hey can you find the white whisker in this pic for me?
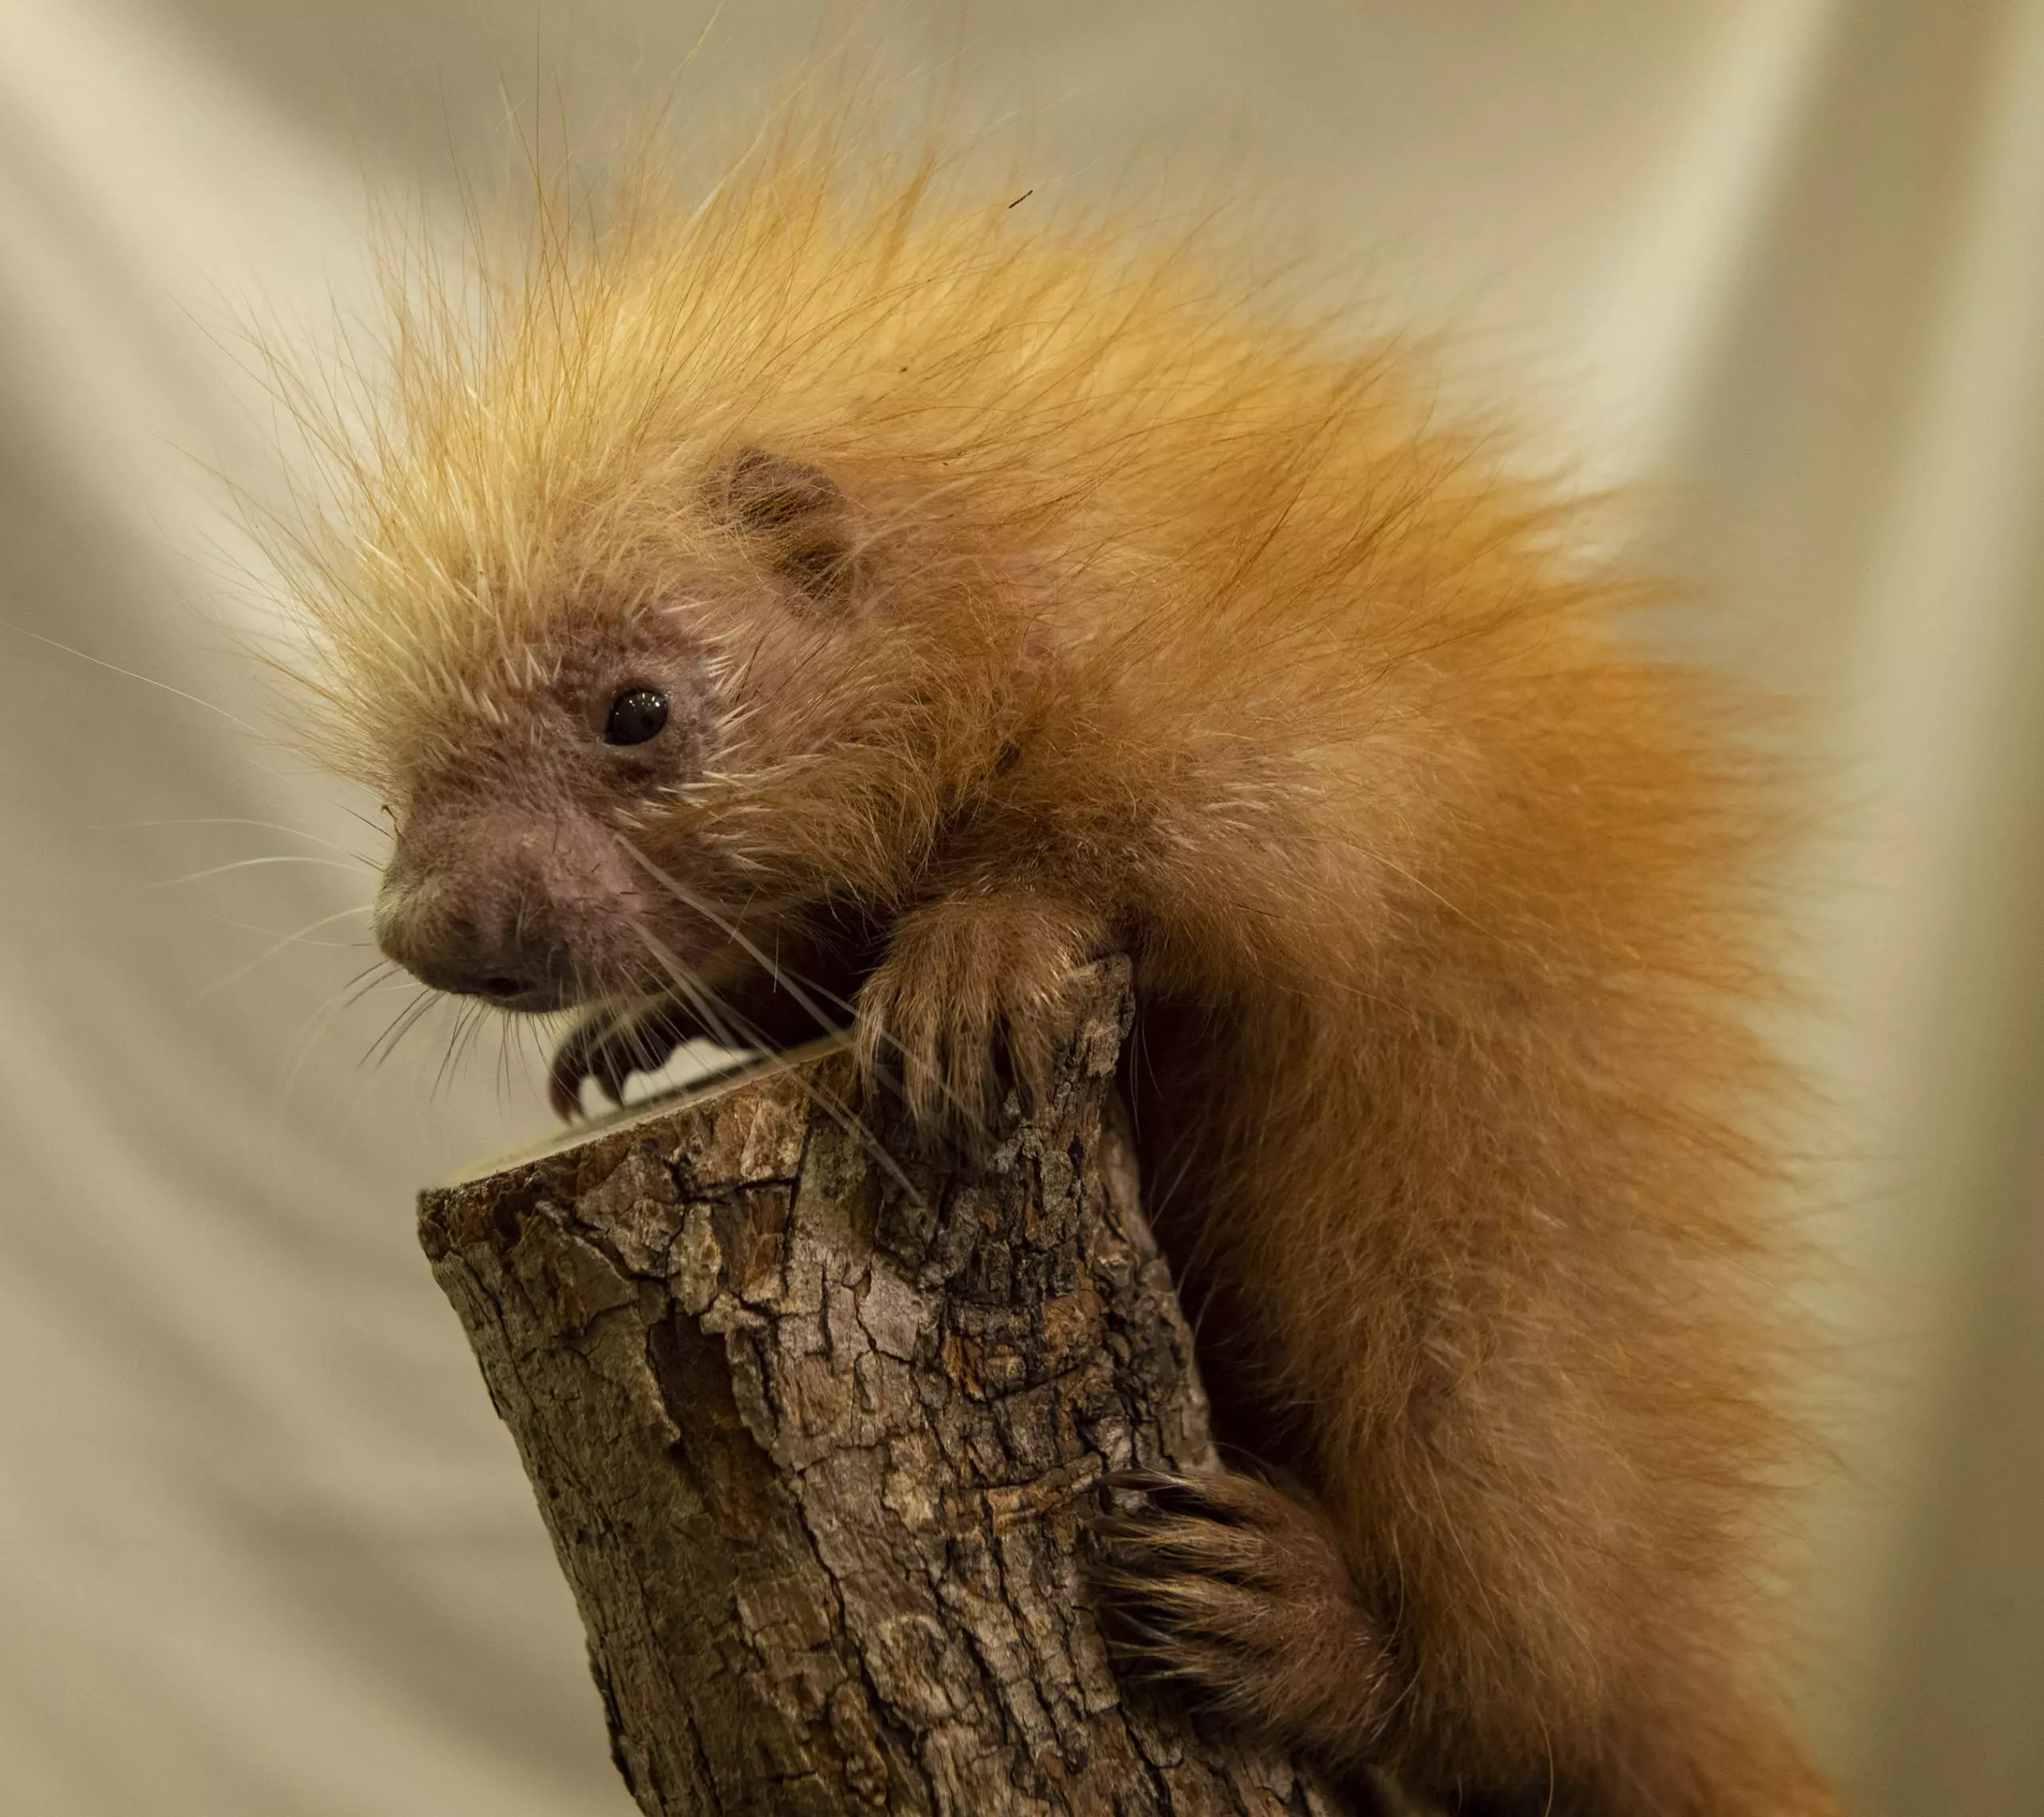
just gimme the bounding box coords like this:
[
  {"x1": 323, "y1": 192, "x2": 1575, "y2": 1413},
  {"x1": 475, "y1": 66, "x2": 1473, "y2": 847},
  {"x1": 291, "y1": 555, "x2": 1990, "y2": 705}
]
[
  {"x1": 150, "y1": 854, "x2": 372, "y2": 889},
  {"x1": 199, "y1": 905, "x2": 378, "y2": 996}
]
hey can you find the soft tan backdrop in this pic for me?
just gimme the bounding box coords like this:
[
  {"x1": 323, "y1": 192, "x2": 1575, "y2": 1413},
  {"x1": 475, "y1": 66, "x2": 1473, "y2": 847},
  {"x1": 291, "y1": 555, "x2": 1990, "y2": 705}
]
[{"x1": 2, "y1": 2, "x2": 2039, "y2": 1812}]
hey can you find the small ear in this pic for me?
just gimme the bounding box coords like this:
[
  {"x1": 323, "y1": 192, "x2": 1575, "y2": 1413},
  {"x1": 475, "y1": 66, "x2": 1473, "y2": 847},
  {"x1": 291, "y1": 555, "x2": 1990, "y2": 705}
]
[{"x1": 715, "y1": 446, "x2": 858, "y2": 602}]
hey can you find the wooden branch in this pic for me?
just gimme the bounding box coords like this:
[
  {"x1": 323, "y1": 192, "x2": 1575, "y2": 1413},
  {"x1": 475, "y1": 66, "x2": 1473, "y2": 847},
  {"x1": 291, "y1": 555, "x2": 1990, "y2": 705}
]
[{"x1": 418, "y1": 959, "x2": 1360, "y2": 1816}]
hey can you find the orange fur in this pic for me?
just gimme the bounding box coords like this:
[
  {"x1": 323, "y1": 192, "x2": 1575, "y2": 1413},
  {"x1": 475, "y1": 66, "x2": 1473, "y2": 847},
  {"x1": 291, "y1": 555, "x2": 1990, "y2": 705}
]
[{"x1": 267, "y1": 110, "x2": 1836, "y2": 1815}]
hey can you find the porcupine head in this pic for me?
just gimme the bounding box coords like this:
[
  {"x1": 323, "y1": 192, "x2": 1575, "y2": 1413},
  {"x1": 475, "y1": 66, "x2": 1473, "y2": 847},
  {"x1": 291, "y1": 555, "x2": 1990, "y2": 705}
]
[{"x1": 279, "y1": 127, "x2": 1131, "y2": 1091}]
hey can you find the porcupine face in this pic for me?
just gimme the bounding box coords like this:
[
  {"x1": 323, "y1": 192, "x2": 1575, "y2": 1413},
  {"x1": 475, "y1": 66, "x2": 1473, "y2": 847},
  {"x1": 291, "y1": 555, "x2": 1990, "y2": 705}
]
[
  {"x1": 370, "y1": 447, "x2": 874, "y2": 1015},
  {"x1": 369, "y1": 616, "x2": 725, "y2": 1011}
]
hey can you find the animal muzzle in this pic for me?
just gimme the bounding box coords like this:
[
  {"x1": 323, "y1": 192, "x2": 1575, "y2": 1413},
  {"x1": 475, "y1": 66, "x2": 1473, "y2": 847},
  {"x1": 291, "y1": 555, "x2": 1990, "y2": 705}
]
[{"x1": 373, "y1": 806, "x2": 635, "y2": 1012}]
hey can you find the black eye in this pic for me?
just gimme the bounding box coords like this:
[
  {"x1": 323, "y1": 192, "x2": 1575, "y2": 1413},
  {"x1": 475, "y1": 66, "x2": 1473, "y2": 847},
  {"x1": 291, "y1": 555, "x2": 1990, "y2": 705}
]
[{"x1": 604, "y1": 687, "x2": 669, "y2": 746}]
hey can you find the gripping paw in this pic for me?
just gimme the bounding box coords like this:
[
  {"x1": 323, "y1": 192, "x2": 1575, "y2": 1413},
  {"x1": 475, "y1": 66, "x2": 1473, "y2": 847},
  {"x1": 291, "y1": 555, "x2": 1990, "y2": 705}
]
[
  {"x1": 854, "y1": 895, "x2": 1103, "y2": 1160},
  {"x1": 548, "y1": 1000, "x2": 701, "y2": 1119},
  {"x1": 1088, "y1": 1469, "x2": 1393, "y2": 1768}
]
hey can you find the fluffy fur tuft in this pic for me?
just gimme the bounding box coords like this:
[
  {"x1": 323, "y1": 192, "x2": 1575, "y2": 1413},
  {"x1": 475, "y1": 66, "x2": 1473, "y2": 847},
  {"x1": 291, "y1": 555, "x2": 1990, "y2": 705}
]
[{"x1": 265, "y1": 104, "x2": 1834, "y2": 1815}]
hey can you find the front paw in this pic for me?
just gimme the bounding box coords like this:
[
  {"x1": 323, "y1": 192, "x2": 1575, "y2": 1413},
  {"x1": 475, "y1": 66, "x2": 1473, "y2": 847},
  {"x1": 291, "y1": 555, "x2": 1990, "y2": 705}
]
[
  {"x1": 854, "y1": 897, "x2": 1102, "y2": 1161},
  {"x1": 548, "y1": 1000, "x2": 700, "y2": 1119},
  {"x1": 1088, "y1": 1469, "x2": 1393, "y2": 1768}
]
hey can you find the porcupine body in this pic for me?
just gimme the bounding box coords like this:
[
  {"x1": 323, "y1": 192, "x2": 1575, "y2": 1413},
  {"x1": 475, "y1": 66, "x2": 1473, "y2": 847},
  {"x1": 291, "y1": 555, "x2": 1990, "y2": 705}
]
[{"x1": 276, "y1": 117, "x2": 1836, "y2": 1816}]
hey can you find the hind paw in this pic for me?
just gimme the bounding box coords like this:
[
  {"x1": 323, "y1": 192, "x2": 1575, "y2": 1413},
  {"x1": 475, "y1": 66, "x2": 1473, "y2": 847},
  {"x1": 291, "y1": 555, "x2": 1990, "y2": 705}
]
[{"x1": 1088, "y1": 1468, "x2": 1393, "y2": 1765}]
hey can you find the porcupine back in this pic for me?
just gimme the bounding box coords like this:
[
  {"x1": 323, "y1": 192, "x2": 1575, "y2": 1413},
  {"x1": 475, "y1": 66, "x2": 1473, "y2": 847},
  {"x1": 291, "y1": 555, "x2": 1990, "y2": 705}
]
[{"x1": 269, "y1": 108, "x2": 1822, "y2": 1809}]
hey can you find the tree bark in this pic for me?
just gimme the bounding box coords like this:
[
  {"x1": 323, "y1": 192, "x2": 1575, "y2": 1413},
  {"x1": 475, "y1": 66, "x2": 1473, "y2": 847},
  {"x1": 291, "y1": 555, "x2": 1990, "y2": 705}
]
[{"x1": 418, "y1": 958, "x2": 1360, "y2": 1817}]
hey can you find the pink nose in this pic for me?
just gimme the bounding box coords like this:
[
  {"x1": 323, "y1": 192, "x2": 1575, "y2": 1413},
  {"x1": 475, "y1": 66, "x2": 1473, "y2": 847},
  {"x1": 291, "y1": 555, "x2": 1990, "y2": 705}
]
[
  {"x1": 374, "y1": 872, "x2": 568, "y2": 1007},
  {"x1": 373, "y1": 806, "x2": 620, "y2": 1011},
  {"x1": 378, "y1": 907, "x2": 553, "y2": 1002}
]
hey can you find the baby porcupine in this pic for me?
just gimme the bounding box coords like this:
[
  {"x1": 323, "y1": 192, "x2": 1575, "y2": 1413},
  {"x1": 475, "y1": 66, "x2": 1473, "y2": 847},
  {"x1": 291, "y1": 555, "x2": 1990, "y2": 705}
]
[{"x1": 272, "y1": 117, "x2": 1837, "y2": 1817}]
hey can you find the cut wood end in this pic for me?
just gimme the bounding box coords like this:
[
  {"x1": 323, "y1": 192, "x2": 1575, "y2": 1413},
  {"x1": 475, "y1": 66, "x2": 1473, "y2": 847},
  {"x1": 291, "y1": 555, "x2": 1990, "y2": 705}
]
[{"x1": 414, "y1": 954, "x2": 1359, "y2": 1816}]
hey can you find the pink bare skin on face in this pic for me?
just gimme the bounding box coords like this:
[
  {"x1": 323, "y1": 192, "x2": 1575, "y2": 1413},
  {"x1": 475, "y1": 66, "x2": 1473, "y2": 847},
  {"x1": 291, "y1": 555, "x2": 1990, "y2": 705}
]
[
  {"x1": 368, "y1": 449, "x2": 906, "y2": 1111},
  {"x1": 370, "y1": 629, "x2": 723, "y2": 1012}
]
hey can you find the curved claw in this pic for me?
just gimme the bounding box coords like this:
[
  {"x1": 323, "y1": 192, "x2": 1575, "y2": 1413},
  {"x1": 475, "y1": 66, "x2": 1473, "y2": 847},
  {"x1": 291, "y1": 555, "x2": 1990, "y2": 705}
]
[
  {"x1": 548, "y1": 1000, "x2": 699, "y2": 1123},
  {"x1": 1084, "y1": 1467, "x2": 1394, "y2": 1770},
  {"x1": 549, "y1": 1019, "x2": 598, "y2": 1120},
  {"x1": 853, "y1": 896, "x2": 1106, "y2": 1163},
  {"x1": 549, "y1": 1011, "x2": 616, "y2": 1120}
]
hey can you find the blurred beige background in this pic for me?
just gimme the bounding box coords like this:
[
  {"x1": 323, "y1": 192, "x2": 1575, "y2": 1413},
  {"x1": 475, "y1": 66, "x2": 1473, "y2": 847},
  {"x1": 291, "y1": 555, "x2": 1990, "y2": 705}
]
[{"x1": 2, "y1": 2, "x2": 2040, "y2": 1812}]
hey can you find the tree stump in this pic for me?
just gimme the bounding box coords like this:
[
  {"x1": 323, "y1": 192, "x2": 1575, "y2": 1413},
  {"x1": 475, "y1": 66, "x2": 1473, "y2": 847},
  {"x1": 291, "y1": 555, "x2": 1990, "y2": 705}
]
[{"x1": 418, "y1": 958, "x2": 1360, "y2": 1816}]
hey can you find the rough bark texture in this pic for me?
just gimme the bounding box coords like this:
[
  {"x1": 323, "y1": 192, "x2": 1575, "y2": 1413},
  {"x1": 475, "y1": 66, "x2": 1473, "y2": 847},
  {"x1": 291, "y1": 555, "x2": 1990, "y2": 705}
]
[{"x1": 418, "y1": 959, "x2": 1359, "y2": 1816}]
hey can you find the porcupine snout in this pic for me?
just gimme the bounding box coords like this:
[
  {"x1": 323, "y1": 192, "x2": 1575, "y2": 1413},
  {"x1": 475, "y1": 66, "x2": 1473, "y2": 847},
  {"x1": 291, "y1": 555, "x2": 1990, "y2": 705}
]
[{"x1": 373, "y1": 802, "x2": 635, "y2": 1014}]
